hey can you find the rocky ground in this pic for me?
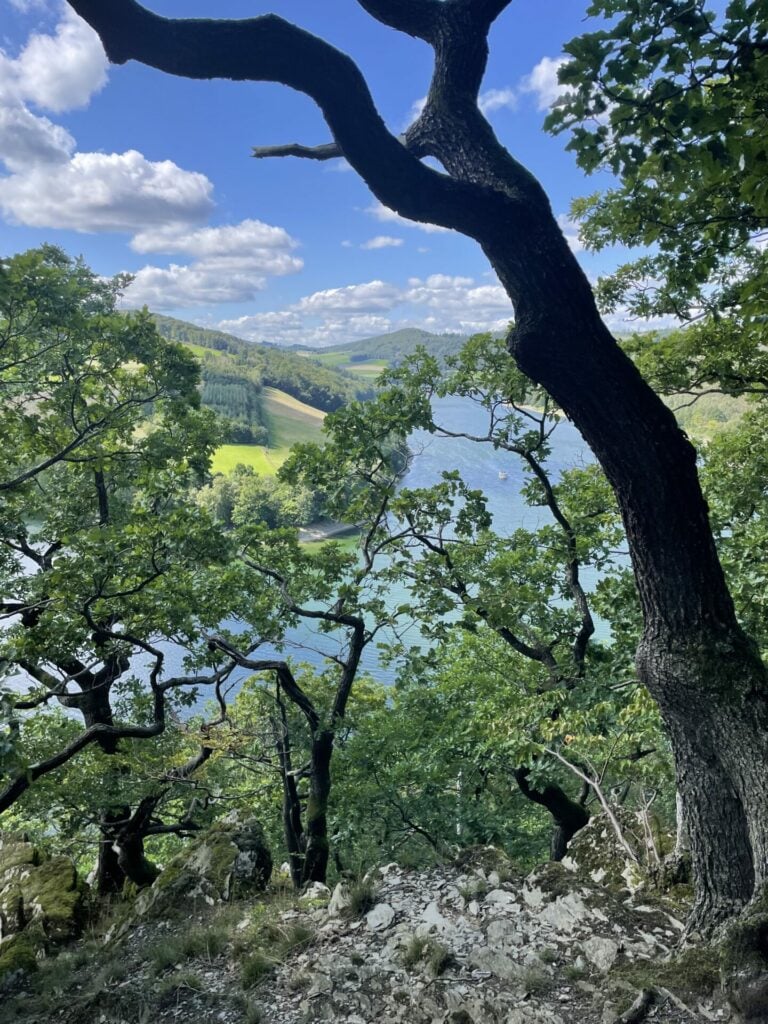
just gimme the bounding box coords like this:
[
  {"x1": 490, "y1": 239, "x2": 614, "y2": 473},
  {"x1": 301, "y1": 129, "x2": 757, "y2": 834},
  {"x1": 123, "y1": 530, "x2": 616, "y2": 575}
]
[{"x1": 1, "y1": 836, "x2": 731, "y2": 1024}]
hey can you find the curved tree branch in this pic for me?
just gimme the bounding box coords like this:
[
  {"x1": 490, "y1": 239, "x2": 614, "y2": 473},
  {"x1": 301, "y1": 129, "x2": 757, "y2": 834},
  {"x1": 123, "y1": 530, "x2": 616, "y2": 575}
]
[{"x1": 64, "y1": 1, "x2": 538, "y2": 253}]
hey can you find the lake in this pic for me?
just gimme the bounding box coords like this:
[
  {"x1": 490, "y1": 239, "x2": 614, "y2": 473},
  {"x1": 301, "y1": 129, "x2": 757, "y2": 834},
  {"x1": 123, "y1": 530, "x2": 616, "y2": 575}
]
[{"x1": 175, "y1": 396, "x2": 601, "y2": 703}]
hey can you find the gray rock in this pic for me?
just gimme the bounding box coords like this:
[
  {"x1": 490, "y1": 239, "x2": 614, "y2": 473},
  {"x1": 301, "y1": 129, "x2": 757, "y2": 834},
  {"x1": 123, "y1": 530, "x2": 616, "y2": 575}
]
[
  {"x1": 329, "y1": 882, "x2": 352, "y2": 917},
  {"x1": 582, "y1": 935, "x2": 620, "y2": 972},
  {"x1": 366, "y1": 903, "x2": 395, "y2": 931}
]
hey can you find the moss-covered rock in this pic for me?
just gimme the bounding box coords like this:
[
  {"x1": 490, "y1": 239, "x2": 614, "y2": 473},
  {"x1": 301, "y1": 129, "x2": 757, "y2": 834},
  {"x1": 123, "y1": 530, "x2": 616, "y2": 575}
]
[
  {"x1": 0, "y1": 929, "x2": 40, "y2": 987},
  {"x1": 22, "y1": 857, "x2": 85, "y2": 941},
  {"x1": 118, "y1": 816, "x2": 273, "y2": 930},
  {"x1": 0, "y1": 836, "x2": 38, "y2": 872},
  {"x1": 563, "y1": 811, "x2": 651, "y2": 895},
  {"x1": 0, "y1": 834, "x2": 86, "y2": 986}
]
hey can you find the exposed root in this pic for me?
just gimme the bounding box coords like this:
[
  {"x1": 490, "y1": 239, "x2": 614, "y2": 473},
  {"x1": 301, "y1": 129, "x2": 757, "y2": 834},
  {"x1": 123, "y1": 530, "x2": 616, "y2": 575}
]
[
  {"x1": 612, "y1": 988, "x2": 658, "y2": 1024},
  {"x1": 612, "y1": 985, "x2": 704, "y2": 1024}
]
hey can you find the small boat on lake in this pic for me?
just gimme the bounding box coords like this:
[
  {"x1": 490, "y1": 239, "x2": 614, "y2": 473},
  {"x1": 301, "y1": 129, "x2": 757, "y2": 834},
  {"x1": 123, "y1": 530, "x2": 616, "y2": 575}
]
[{"x1": 498, "y1": 470, "x2": 508, "y2": 480}]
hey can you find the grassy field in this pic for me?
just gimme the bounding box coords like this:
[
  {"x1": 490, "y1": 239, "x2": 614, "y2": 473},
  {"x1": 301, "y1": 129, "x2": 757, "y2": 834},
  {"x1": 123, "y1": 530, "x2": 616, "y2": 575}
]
[
  {"x1": 210, "y1": 444, "x2": 287, "y2": 475},
  {"x1": 211, "y1": 388, "x2": 326, "y2": 476},
  {"x1": 303, "y1": 350, "x2": 389, "y2": 379},
  {"x1": 262, "y1": 387, "x2": 326, "y2": 448},
  {"x1": 343, "y1": 360, "x2": 388, "y2": 378}
]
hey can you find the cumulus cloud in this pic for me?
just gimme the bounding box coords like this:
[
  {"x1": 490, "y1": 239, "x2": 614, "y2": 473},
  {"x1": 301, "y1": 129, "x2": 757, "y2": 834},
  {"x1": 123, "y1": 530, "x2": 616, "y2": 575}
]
[
  {"x1": 0, "y1": 7, "x2": 106, "y2": 175},
  {"x1": 214, "y1": 273, "x2": 514, "y2": 348},
  {"x1": 0, "y1": 101, "x2": 74, "y2": 172},
  {"x1": 123, "y1": 219, "x2": 304, "y2": 308},
  {"x1": 8, "y1": 0, "x2": 50, "y2": 11},
  {"x1": 366, "y1": 201, "x2": 451, "y2": 234},
  {"x1": 0, "y1": 6, "x2": 107, "y2": 115},
  {"x1": 124, "y1": 261, "x2": 279, "y2": 310},
  {"x1": 0, "y1": 9, "x2": 214, "y2": 239},
  {"x1": 219, "y1": 311, "x2": 394, "y2": 348},
  {"x1": 360, "y1": 235, "x2": 404, "y2": 251},
  {"x1": 479, "y1": 88, "x2": 517, "y2": 115},
  {"x1": 519, "y1": 56, "x2": 572, "y2": 111},
  {"x1": 295, "y1": 280, "x2": 402, "y2": 314},
  {"x1": 130, "y1": 219, "x2": 302, "y2": 277},
  {"x1": 0, "y1": 149, "x2": 214, "y2": 232}
]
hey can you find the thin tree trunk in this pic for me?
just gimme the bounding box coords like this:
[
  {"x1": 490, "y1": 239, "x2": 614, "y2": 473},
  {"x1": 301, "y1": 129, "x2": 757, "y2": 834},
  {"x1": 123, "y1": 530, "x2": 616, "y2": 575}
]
[
  {"x1": 302, "y1": 732, "x2": 333, "y2": 885},
  {"x1": 514, "y1": 768, "x2": 590, "y2": 861},
  {"x1": 272, "y1": 710, "x2": 305, "y2": 889}
]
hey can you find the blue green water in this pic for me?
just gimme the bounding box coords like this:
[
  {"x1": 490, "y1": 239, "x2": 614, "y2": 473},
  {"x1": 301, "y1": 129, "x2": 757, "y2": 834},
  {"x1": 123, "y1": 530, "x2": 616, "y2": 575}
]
[{"x1": 179, "y1": 396, "x2": 602, "y2": 700}]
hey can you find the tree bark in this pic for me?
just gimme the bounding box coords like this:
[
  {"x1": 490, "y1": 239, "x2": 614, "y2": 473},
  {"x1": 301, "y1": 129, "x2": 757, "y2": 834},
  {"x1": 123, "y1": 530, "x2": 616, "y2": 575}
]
[{"x1": 64, "y1": 0, "x2": 768, "y2": 930}]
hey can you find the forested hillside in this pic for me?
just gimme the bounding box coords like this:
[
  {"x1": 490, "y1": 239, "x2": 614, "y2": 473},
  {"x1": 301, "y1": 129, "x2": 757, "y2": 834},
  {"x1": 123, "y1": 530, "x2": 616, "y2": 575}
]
[
  {"x1": 302, "y1": 326, "x2": 469, "y2": 363},
  {"x1": 152, "y1": 314, "x2": 373, "y2": 444}
]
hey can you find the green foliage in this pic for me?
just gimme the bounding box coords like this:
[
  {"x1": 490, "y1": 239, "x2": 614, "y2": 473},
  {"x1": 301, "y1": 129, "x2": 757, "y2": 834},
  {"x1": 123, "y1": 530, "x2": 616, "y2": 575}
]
[
  {"x1": 549, "y1": 0, "x2": 768, "y2": 322},
  {"x1": 0, "y1": 247, "x2": 271, "y2": 855},
  {"x1": 198, "y1": 464, "x2": 323, "y2": 530}
]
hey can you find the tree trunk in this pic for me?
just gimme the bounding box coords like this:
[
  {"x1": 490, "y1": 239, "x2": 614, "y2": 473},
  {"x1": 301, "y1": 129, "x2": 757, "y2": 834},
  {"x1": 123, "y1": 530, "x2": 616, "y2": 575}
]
[
  {"x1": 97, "y1": 809, "x2": 129, "y2": 895},
  {"x1": 514, "y1": 768, "x2": 590, "y2": 861},
  {"x1": 502, "y1": 295, "x2": 768, "y2": 928},
  {"x1": 302, "y1": 732, "x2": 333, "y2": 886},
  {"x1": 272, "y1": 712, "x2": 305, "y2": 889}
]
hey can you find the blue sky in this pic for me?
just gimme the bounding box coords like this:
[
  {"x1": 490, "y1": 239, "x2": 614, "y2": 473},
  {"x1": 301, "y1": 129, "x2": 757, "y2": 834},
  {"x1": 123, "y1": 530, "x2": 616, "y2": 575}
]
[{"x1": 0, "y1": 1, "x2": 640, "y2": 346}]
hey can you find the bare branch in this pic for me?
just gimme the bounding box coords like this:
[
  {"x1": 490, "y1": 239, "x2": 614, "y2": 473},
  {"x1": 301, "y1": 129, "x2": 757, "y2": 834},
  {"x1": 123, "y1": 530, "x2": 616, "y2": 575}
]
[{"x1": 252, "y1": 141, "x2": 342, "y2": 162}]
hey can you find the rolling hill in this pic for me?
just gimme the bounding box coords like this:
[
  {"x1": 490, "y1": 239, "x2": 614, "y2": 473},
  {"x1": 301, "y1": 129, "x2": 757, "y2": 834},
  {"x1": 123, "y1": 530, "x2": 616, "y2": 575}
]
[{"x1": 151, "y1": 314, "x2": 373, "y2": 457}]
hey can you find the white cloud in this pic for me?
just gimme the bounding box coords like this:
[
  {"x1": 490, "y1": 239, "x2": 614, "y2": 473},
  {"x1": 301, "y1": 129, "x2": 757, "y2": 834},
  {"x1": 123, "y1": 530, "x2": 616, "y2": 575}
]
[
  {"x1": 296, "y1": 280, "x2": 402, "y2": 314},
  {"x1": 0, "y1": 101, "x2": 74, "y2": 171},
  {"x1": 479, "y1": 88, "x2": 517, "y2": 115},
  {"x1": 8, "y1": 0, "x2": 50, "y2": 11},
  {"x1": 519, "y1": 56, "x2": 572, "y2": 111},
  {"x1": 2, "y1": 7, "x2": 107, "y2": 113},
  {"x1": 214, "y1": 273, "x2": 514, "y2": 347},
  {"x1": 557, "y1": 214, "x2": 585, "y2": 254},
  {"x1": 366, "y1": 201, "x2": 451, "y2": 235},
  {"x1": 324, "y1": 158, "x2": 352, "y2": 173},
  {"x1": 131, "y1": 219, "x2": 295, "y2": 257},
  {"x1": 402, "y1": 95, "x2": 427, "y2": 130},
  {"x1": 0, "y1": 149, "x2": 214, "y2": 232},
  {"x1": 123, "y1": 219, "x2": 303, "y2": 308},
  {"x1": 361, "y1": 235, "x2": 404, "y2": 251},
  {"x1": 218, "y1": 311, "x2": 394, "y2": 348},
  {"x1": 124, "y1": 259, "x2": 273, "y2": 309}
]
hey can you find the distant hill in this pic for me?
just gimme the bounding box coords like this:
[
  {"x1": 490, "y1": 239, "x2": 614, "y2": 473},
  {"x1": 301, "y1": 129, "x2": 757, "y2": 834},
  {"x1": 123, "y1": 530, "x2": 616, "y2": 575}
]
[
  {"x1": 305, "y1": 327, "x2": 469, "y2": 365},
  {"x1": 151, "y1": 314, "x2": 373, "y2": 447}
]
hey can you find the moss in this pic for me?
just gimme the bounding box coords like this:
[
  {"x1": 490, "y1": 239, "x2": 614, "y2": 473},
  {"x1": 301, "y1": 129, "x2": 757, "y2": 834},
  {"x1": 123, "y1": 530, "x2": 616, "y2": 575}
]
[
  {"x1": 0, "y1": 931, "x2": 40, "y2": 982},
  {"x1": 454, "y1": 845, "x2": 517, "y2": 878},
  {"x1": 22, "y1": 857, "x2": 84, "y2": 939},
  {"x1": 613, "y1": 947, "x2": 720, "y2": 1001},
  {"x1": 527, "y1": 862, "x2": 574, "y2": 902},
  {"x1": 0, "y1": 839, "x2": 38, "y2": 872},
  {"x1": 721, "y1": 913, "x2": 768, "y2": 977}
]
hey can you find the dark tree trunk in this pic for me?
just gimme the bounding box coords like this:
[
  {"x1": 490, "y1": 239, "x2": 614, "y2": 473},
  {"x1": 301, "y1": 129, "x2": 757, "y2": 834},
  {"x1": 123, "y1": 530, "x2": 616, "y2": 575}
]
[
  {"x1": 514, "y1": 768, "x2": 590, "y2": 861},
  {"x1": 272, "y1": 711, "x2": 305, "y2": 889},
  {"x1": 97, "y1": 799, "x2": 160, "y2": 890},
  {"x1": 97, "y1": 808, "x2": 129, "y2": 895},
  {"x1": 302, "y1": 732, "x2": 333, "y2": 886},
  {"x1": 116, "y1": 831, "x2": 160, "y2": 888}
]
